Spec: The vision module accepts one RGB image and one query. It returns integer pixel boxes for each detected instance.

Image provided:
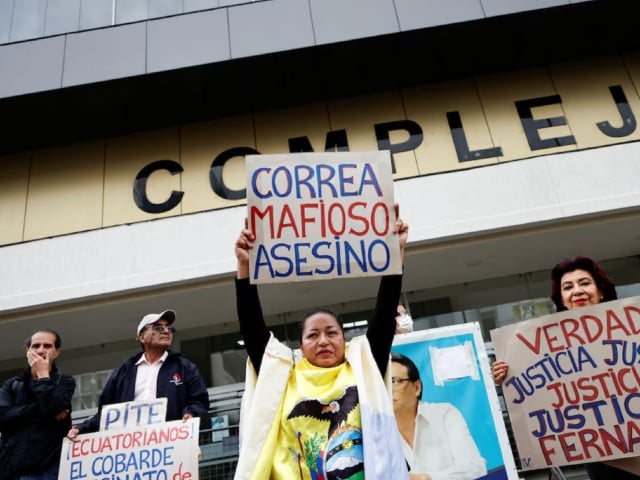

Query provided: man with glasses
[66,310,208,438]
[391,352,486,480]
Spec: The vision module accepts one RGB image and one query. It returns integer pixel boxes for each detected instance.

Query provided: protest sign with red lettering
[59,419,200,480]
[59,400,201,480]
[245,151,401,283]
[490,296,640,471]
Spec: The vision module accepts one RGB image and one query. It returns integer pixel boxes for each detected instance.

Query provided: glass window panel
[219,0,247,6]
[413,311,465,331]
[45,0,80,36]
[618,282,640,299]
[72,369,112,410]
[184,0,217,13]
[0,0,13,44]
[115,0,148,24]
[79,0,113,29]
[149,0,183,17]
[9,0,46,42]
[210,350,246,386]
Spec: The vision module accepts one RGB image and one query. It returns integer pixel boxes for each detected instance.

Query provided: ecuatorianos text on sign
[245,151,401,284]
[490,297,640,472]
[58,400,200,480]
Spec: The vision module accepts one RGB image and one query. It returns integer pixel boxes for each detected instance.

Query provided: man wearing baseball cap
[67,309,208,438]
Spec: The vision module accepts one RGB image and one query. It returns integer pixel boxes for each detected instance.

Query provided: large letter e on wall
[133,160,184,213]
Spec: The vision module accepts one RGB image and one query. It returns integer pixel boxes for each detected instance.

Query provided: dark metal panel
[184,0,218,13]
[0,0,14,44]
[45,0,81,37]
[395,0,484,31]
[62,23,146,87]
[481,0,569,17]
[0,36,65,98]
[9,0,46,42]
[115,0,148,23]
[147,9,230,73]
[149,0,184,17]
[228,0,314,59]
[79,0,113,30]
[310,0,399,45]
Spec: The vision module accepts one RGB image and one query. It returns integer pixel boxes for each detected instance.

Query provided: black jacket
[0,365,76,480]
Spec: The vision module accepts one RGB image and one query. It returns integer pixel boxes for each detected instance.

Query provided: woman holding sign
[233,204,409,480]
[491,256,639,480]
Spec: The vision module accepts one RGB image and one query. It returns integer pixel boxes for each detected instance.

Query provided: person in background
[392,352,486,480]
[396,303,414,334]
[0,329,76,480]
[491,256,638,480]
[66,310,208,438]
[233,205,410,480]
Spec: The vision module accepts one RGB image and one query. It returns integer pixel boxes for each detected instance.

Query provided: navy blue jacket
[75,350,208,433]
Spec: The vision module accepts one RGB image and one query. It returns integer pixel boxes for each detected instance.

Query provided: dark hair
[25,329,62,349]
[550,256,618,311]
[299,309,343,342]
[391,352,422,400]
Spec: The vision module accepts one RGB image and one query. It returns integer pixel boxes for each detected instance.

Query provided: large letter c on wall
[133,160,184,213]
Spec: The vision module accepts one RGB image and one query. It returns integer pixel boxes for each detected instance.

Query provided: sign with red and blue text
[245,151,401,284]
[59,400,201,480]
[491,297,640,473]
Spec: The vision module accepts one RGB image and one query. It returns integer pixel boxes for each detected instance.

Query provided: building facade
[2,0,640,477]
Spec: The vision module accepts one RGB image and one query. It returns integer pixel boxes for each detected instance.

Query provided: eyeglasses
[391,377,412,388]
[147,325,176,334]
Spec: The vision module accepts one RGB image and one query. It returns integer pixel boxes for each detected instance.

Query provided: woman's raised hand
[235,218,254,279]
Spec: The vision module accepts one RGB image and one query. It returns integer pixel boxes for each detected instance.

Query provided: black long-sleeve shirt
[235,274,403,376]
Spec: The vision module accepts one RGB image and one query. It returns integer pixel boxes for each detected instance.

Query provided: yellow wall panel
[403,79,498,176]
[551,55,640,149]
[5,52,640,246]
[328,91,418,179]
[24,141,104,240]
[624,52,640,95]
[0,153,29,245]
[255,102,331,154]
[103,128,181,227]
[180,115,255,213]
[476,68,575,161]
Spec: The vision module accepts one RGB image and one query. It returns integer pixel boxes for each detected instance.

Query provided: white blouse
[401,401,487,480]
